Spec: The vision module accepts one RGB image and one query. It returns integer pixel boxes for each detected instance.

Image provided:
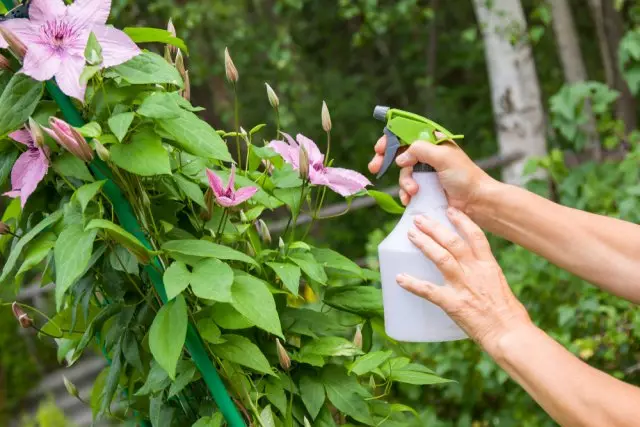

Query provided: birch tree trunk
[550,0,601,158]
[472,0,547,185]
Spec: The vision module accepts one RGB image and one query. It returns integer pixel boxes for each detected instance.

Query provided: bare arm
[472,182,640,303]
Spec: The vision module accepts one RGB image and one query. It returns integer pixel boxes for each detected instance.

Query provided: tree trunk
[550,0,601,158]
[472,0,547,186]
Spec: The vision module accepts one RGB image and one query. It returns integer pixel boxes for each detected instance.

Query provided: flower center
[312,162,324,172]
[42,20,76,49]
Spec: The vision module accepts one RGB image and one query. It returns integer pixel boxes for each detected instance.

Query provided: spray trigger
[377,127,401,179]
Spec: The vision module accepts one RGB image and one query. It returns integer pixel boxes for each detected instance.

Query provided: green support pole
[0,2,245,422]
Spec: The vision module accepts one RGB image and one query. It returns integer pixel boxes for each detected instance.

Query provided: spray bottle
[373,106,468,342]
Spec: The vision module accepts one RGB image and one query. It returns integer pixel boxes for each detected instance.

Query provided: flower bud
[200,188,214,221]
[11,302,33,329]
[175,49,186,79]
[167,19,177,54]
[298,145,309,180]
[28,117,45,148]
[0,53,10,71]
[0,222,9,235]
[0,27,26,60]
[224,47,239,83]
[240,210,249,223]
[92,139,110,162]
[353,325,363,350]
[63,376,80,400]
[276,339,291,371]
[255,219,272,245]
[182,70,191,101]
[45,118,94,162]
[321,101,332,132]
[265,83,279,109]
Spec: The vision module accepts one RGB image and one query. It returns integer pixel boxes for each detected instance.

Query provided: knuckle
[435,253,454,268]
[470,230,486,242]
[446,235,465,251]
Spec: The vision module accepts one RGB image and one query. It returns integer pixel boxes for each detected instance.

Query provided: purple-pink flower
[268,133,371,196]
[206,165,258,208]
[0,0,140,101]
[3,125,50,208]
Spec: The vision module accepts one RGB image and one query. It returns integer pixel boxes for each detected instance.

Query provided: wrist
[466,178,508,227]
[482,320,540,364]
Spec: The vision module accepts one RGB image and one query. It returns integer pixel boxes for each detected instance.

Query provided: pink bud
[276,339,291,371]
[182,70,191,101]
[12,302,33,329]
[0,27,26,60]
[224,47,239,83]
[28,118,45,148]
[45,118,94,162]
[321,101,332,132]
[353,325,363,350]
[299,145,309,180]
[0,53,10,71]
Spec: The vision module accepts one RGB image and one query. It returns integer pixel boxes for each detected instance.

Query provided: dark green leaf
[162,239,258,266]
[73,180,105,213]
[112,51,183,87]
[108,245,138,274]
[164,261,191,300]
[0,74,44,137]
[54,224,98,308]
[266,262,301,296]
[324,285,383,317]
[149,295,188,379]
[211,334,274,375]
[15,232,56,278]
[174,174,206,208]
[362,320,373,353]
[272,164,303,188]
[265,377,287,416]
[311,247,362,277]
[274,187,303,212]
[300,337,363,358]
[299,375,325,419]
[71,303,122,364]
[135,360,170,395]
[0,147,18,188]
[168,364,197,398]
[98,342,122,418]
[231,272,283,337]
[211,303,254,330]
[289,252,327,284]
[108,112,135,142]
[260,405,276,427]
[191,259,234,302]
[388,364,451,385]
[138,91,183,119]
[91,368,108,418]
[86,219,156,263]
[348,351,393,376]
[368,190,404,214]
[52,153,94,181]
[158,110,231,161]
[124,27,188,54]
[192,415,224,427]
[111,128,171,176]
[322,366,373,425]
[122,331,144,373]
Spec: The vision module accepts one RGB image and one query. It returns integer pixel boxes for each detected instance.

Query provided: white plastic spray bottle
[373,106,468,342]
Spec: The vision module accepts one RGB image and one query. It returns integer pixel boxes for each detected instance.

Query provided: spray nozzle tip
[373,105,390,122]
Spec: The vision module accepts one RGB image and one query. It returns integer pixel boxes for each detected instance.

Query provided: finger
[408,227,464,282]
[374,135,387,154]
[368,154,383,174]
[396,140,452,170]
[399,189,411,206]
[446,208,494,261]
[396,273,452,308]
[399,167,418,195]
[414,215,474,262]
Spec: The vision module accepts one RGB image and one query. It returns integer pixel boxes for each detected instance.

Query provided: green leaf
[210,303,254,329]
[388,364,451,385]
[231,272,283,337]
[191,259,234,302]
[91,368,108,418]
[368,190,404,214]
[124,27,188,54]
[272,164,303,188]
[162,239,258,266]
[111,128,171,176]
[80,65,101,85]
[138,91,184,119]
[289,252,327,284]
[84,32,103,65]
[15,232,56,278]
[112,51,183,87]
[52,153,94,182]
[73,180,106,213]
[299,375,325,419]
[192,415,224,427]
[260,405,276,427]
[108,112,135,142]
[77,122,102,138]
[149,295,188,379]
[40,303,101,339]
[158,110,231,161]
[265,377,287,416]
[322,366,373,425]
[324,285,384,317]
[348,351,393,376]
[174,174,206,208]
[109,245,138,274]
[266,262,301,296]
[300,337,363,358]
[0,74,44,137]
[85,219,156,263]
[274,187,303,212]
[211,334,274,375]
[123,331,144,373]
[311,247,362,277]
[54,224,98,309]
[135,360,170,395]
[164,261,191,300]
[197,318,225,344]
[168,364,197,398]
[0,146,18,188]
[99,342,122,417]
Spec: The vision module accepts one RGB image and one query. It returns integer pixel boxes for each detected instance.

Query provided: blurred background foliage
[3,0,640,425]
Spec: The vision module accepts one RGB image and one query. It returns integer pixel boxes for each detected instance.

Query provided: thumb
[396,140,450,171]
[396,274,448,308]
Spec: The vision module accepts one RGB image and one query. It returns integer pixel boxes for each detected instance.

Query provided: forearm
[471,182,640,303]
[485,324,640,427]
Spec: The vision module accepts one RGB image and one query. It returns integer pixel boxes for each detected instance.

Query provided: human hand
[368,133,498,215]
[395,208,532,353]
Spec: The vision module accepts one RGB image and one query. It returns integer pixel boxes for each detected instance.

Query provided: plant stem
[324,131,331,166]
[216,209,228,238]
[275,109,281,138]
[233,84,241,168]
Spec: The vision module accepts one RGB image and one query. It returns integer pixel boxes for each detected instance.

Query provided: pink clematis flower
[206,165,258,208]
[3,124,50,208]
[268,133,371,197]
[0,0,140,101]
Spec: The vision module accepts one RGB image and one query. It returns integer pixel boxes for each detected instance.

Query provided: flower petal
[296,134,324,165]
[233,187,258,205]
[92,25,140,68]
[268,140,299,168]
[28,0,67,22]
[215,196,236,208]
[9,130,34,147]
[8,150,49,208]
[22,44,61,81]
[1,19,41,46]
[0,29,6,49]
[54,55,86,101]
[67,0,111,27]
[206,168,225,197]
[226,164,236,193]
[323,167,372,197]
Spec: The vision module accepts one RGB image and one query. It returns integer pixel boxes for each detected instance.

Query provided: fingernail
[396,274,405,282]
